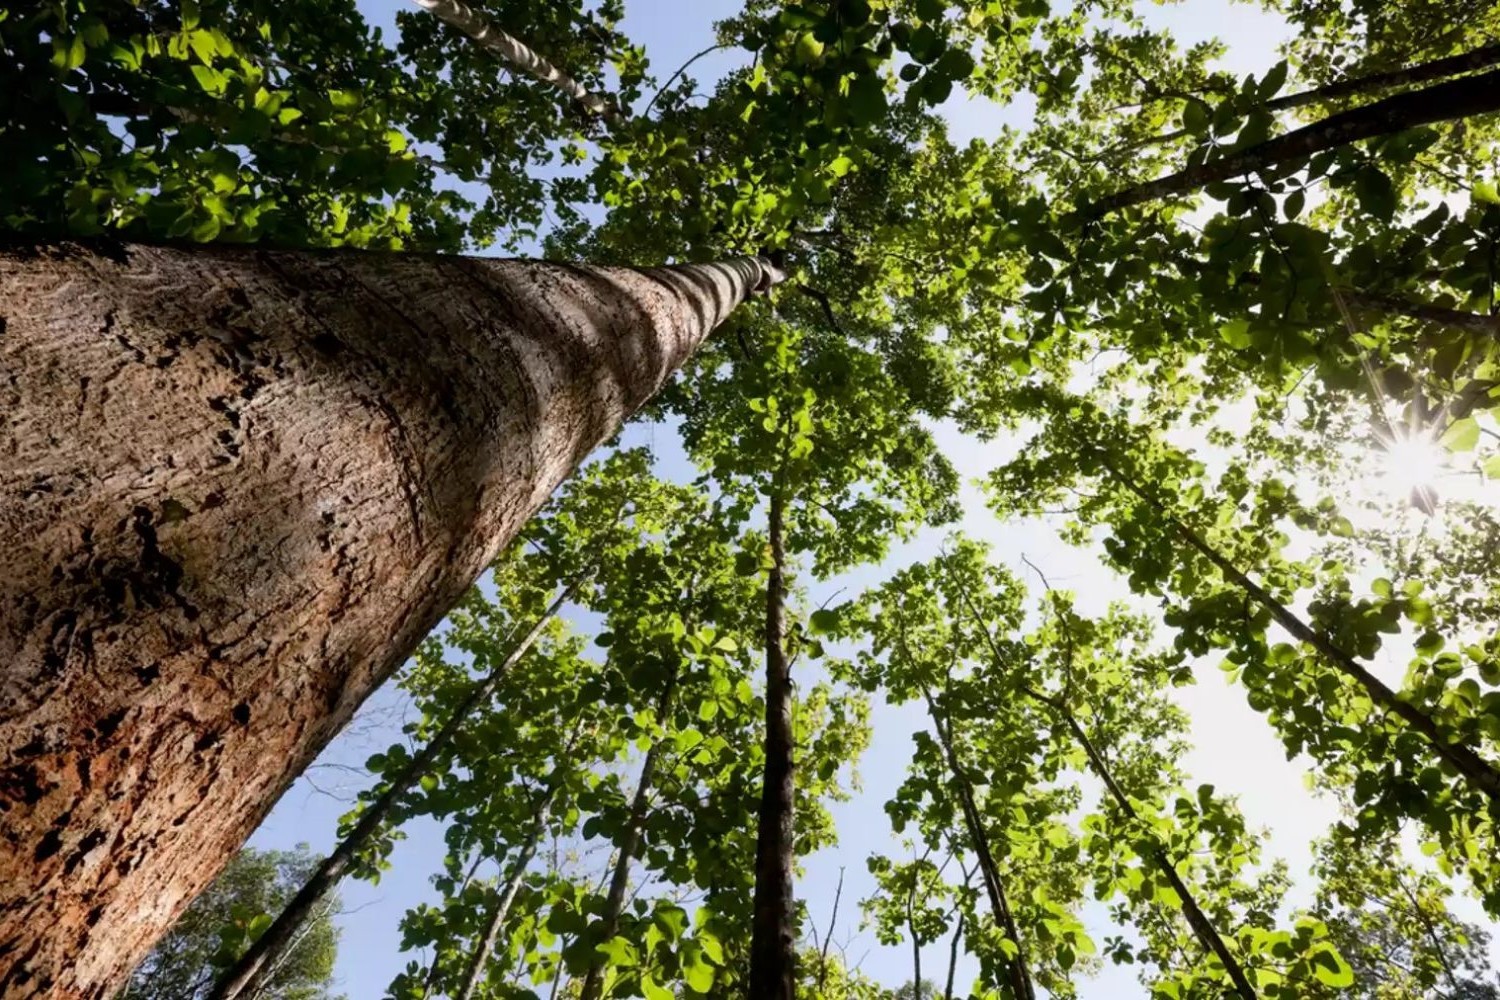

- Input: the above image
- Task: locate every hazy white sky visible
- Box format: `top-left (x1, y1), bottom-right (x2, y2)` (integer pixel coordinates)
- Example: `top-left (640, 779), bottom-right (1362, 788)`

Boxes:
top-left (248, 2), bottom-right (1500, 996)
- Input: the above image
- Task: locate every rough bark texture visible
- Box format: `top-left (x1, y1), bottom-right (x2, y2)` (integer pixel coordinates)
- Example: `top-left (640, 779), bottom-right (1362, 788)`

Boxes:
top-left (0, 238), bottom-right (772, 999)
top-left (748, 487), bottom-right (796, 1000)
top-left (1086, 68), bottom-right (1500, 219)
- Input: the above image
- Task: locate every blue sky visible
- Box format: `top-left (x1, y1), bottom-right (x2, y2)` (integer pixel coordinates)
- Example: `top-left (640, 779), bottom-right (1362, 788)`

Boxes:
top-left (247, 1), bottom-right (1498, 996)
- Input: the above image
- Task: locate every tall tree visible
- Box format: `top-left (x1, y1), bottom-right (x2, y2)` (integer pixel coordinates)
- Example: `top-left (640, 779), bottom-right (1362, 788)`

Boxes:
top-left (0, 243), bottom-right (777, 998)
top-left (117, 846), bottom-right (342, 1000)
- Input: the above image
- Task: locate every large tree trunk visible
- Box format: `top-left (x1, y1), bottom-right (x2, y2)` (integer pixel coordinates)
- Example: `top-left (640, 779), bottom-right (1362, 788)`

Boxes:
top-left (0, 238), bottom-right (775, 999)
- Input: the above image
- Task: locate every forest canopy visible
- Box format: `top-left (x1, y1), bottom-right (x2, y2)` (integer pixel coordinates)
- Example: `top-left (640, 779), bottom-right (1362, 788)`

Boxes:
top-left (5, 0), bottom-right (1500, 997)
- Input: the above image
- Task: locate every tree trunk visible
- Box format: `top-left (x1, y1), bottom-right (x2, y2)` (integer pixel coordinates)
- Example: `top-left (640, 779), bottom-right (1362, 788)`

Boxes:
top-left (409, 0), bottom-right (624, 124)
top-left (748, 484), bottom-right (796, 1000)
top-left (944, 908), bottom-right (964, 1000)
top-left (210, 580), bottom-right (578, 1000)
top-left (0, 238), bottom-right (776, 999)
top-left (1094, 452), bottom-right (1500, 805)
top-left (454, 788), bottom-right (554, 1000)
top-left (1263, 42), bottom-right (1500, 115)
top-left (1341, 288), bottom-right (1500, 339)
top-left (1105, 42), bottom-right (1500, 159)
top-left (576, 679), bottom-right (675, 1000)
top-left (1057, 709), bottom-right (1256, 999)
top-left (921, 691), bottom-right (1035, 1000)
top-left (952, 589), bottom-right (1256, 998)
top-left (1085, 68), bottom-right (1500, 218)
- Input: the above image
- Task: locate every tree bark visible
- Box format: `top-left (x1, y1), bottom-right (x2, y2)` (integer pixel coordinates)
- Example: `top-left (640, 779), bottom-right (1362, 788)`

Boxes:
top-left (944, 907), bottom-right (964, 1000)
top-left (210, 580), bottom-right (578, 1000)
top-left (1341, 288), bottom-right (1500, 338)
top-left (409, 0), bottom-right (625, 124)
top-left (1094, 452), bottom-right (1500, 805)
top-left (0, 238), bottom-right (776, 999)
top-left (748, 484), bottom-right (797, 1000)
top-left (921, 690), bottom-right (1035, 1000)
top-left (952, 587), bottom-right (1256, 998)
top-left (1085, 68), bottom-right (1500, 219)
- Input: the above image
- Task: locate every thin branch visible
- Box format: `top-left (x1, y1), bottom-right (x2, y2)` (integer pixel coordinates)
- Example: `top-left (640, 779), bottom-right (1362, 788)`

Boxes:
top-left (643, 44), bottom-right (729, 117)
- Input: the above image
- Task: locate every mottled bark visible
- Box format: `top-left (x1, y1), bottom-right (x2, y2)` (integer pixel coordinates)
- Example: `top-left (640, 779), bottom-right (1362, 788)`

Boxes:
top-left (748, 485), bottom-right (796, 1000)
top-left (210, 581), bottom-right (578, 1000)
top-left (1085, 68), bottom-right (1500, 219)
top-left (409, 0), bottom-right (624, 124)
top-left (0, 239), bottom-right (775, 999)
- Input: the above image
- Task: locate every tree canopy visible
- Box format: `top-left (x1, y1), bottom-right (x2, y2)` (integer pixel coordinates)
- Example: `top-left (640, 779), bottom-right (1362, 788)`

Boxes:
top-left (9, 0), bottom-right (1500, 995)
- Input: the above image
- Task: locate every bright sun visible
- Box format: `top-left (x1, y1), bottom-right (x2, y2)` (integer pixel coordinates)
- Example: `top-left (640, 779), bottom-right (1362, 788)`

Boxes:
top-left (1375, 430), bottom-right (1446, 513)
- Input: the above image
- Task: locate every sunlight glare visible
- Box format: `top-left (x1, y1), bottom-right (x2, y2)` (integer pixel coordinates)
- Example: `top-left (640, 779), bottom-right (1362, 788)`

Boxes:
top-left (1375, 430), bottom-right (1445, 514)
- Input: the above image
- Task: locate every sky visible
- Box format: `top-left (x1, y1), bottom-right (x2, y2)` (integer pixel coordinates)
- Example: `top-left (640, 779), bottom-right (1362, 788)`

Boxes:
top-left (244, 1), bottom-right (1499, 997)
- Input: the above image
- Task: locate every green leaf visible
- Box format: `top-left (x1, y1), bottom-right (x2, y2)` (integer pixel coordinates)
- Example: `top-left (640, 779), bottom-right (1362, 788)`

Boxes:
top-left (1182, 98), bottom-right (1210, 135)
top-left (1440, 417), bottom-right (1479, 452)
top-left (808, 608), bottom-right (840, 635)
top-left (1352, 166), bottom-right (1396, 222)
top-left (1310, 946), bottom-right (1354, 987)
top-left (1218, 319), bottom-right (1253, 349)
top-left (681, 952), bottom-right (715, 992)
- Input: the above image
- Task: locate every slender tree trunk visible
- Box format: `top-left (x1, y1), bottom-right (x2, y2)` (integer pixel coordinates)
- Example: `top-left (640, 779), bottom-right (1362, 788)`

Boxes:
top-left (1106, 42), bottom-right (1500, 158)
top-left (210, 582), bottom-right (577, 1000)
top-left (1085, 68), bottom-right (1500, 218)
top-left (907, 872), bottom-right (922, 997)
top-left (1095, 453), bottom-right (1500, 804)
top-left (424, 849), bottom-right (490, 995)
top-left (0, 239), bottom-right (777, 999)
top-left (748, 483), bottom-right (797, 1000)
top-left (409, 0), bottom-right (624, 123)
top-left (1058, 709), bottom-right (1255, 999)
top-left (920, 691), bottom-right (1035, 1000)
top-left (944, 908), bottom-right (964, 1000)
top-left (951, 586), bottom-right (1256, 998)
top-left (817, 866), bottom-right (844, 993)
top-left (576, 679), bottom-right (676, 1000)
top-left (1263, 42), bottom-right (1500, 116)
top-left (1341, 289), bottom-right (1500, 338)
top-left (454, 789), bottom-right (555, 1000)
